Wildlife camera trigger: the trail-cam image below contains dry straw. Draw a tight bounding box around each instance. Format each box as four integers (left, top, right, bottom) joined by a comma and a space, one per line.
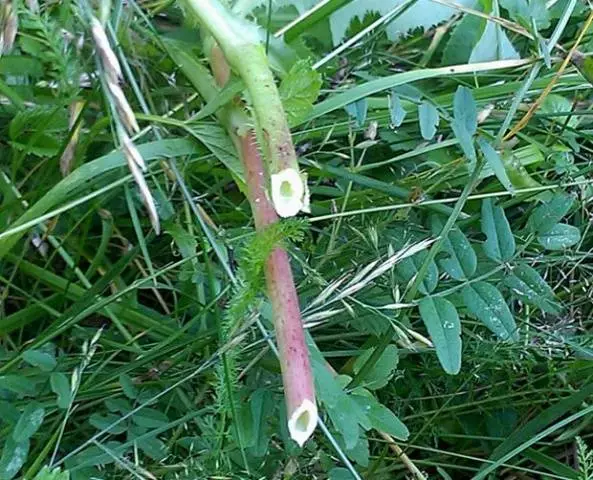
0, 0, 17, 55
90, 15, 159, 233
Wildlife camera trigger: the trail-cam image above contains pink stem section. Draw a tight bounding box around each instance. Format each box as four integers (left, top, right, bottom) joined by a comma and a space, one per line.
240, 134, 317, 444
241, 133, 278, 229
207, 39, 317, 444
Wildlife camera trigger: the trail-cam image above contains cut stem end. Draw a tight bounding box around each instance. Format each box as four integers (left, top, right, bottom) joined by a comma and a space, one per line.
287, 399, 318, 447
270, 168, 307, 218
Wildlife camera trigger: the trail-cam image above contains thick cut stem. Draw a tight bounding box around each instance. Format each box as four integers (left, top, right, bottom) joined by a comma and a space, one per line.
198, 32, 317, 445
184, 0, 306, 218
240, 134, 317, 446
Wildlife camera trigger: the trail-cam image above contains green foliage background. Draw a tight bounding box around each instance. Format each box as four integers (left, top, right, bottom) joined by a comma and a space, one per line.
1, 0, 593, 479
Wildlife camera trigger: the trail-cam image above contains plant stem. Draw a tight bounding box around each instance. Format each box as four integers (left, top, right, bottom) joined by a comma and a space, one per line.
240, 133, 317, 446
198, 32, 317, 445
184, 0, 306, 218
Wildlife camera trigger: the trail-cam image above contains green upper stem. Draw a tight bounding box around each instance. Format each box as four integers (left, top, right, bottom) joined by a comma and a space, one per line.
184, 0, 300, 177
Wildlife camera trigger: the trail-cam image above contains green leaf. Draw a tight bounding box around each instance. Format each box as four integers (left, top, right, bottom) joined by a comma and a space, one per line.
279, 59, 322, 126
89, 413, 127, 435
527, 192, 574, 234
0, 375, 40, 397
189, 123, 245, 189
131, 409, 169, 429
22, 349, 56, 372
302, 60, 528, 124
0, 402, 20, 425
522, 449, 580, 480
418, 101, 439, 140
431, 215, 477, 280
504, 265, 561, 314
10, 136, 62, 157
310, 341, 370, 449
0, 56, 43, 77
279, 0, 353, 42
368, 403, 409, 440
50, 373, 72, 409
162, 38, 217, 97
166, 224, 198, 259
484, 382, 593, 477
572, 52, 593, 87
353, 394, 409, 440
0, 438, 29, 480
329, 0, 475, 45
540, 94, 579, 128
481, 199, 516, 262
8, 106, 68, 157
342, 433, 369, 467
329, 468, 357, 480
193, 77, 245, 121
119, 373, 138, 399
248, 389, 273, 457
453, 86, 477, 136
462, 282, 518, 341
451, 120, 475, 165
12, 402, 45, 442
395, 251, 439, 295
451, 86, 478, 164
352, 345, 398, 390
500, 0, 550, 28
442, 10, 487, 65
537, 223, 581, 250
326, 394, 363, 450
344, 98, 368, 127
478, 138, 513, 192
418, 297, 462, 374
0, 138, 201, 261
105, 398, 132, 414
437, 466, 454, 480
134, 434, 167, 461
469, 19, 520, 63
388, 92, 407, 127
32, 466, 70, 480
69, 442, 123, 467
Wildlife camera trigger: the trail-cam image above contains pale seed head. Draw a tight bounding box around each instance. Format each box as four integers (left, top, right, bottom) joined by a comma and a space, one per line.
120, 131, 160, 235
1, 2, 17, 55
90, 16, 122, 84
107, 80, 140, 134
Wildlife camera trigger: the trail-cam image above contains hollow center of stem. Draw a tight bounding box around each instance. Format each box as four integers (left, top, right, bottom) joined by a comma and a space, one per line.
280, 179, 293, 198
288, 399, 318, 447
270, 168, 305, 218
294, 410, 311, 432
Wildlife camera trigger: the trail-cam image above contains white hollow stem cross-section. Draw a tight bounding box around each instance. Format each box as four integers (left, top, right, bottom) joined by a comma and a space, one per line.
287, 398, 318, 447
270, 168, 305, 218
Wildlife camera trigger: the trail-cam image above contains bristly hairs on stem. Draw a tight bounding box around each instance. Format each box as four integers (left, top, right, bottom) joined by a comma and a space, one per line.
214, 219, 308, 450
224, 218, 308, 337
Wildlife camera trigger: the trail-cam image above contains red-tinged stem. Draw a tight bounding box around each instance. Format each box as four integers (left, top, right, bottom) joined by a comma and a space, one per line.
240, 134, 277, 229
201, 36, 317, 445
184, 0, 307, 218
210, 43, 231, 87
239, 133, 317, 447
